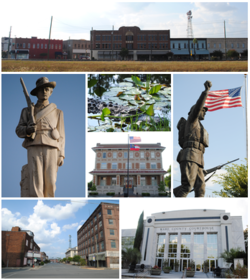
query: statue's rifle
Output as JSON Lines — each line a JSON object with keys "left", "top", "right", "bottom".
{"left": 189, "top": 158, "right": 239, "bottom": 193}
{"left": 20, "top": 77, "right": 36, "bottom": 140}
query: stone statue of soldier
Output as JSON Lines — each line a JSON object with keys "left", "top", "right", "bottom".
{"left": 16, "top": 77, "right": 65, "bottom": 197}
{"left": 174, "top": 81, "right": 212, "bottom": 197}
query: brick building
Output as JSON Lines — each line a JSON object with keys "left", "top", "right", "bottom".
{"left": 63, "top": 39, "right": 90, "bottom": 59}
{"left": 10, "top": 37, "right": 66, "bottom": 59}
{"left": 2, "top": 226, "right": 41, "bottom": 267}
{"left": 77, "top": 202, "right": 119, "bottom": 268}
{"left": 91, "top": 26, "right": 170, "bottom": 60}
{"left": 89, "top": 143, "right": 168, "bottom": 196}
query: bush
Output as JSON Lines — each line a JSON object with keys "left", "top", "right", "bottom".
{"left": 142, "top": 193, "right": 150, "bottom": 196}
{"left": 227, "top": 49, "right": 239, "bottom": 58}
{"left": 89, "top": 192, "right": 98, "bottom": 195}
{"left": 80, "top": 258, "right": 87, "bottom": 266}
{"left": 90, "top": 184, "right": 96, "bottom": 191}
{"left": 40, "top": 261, "right": 44, "bottom": 265}
{"left": 159, "top": 193, "right": 168, "bottom": 196}
{"left": 106, "top": 192, "right": 115, "bottom": 196}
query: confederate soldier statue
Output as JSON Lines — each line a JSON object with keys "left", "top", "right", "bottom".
{"left": 16, "top": 77, "right": 65, "bottom": 197}
{"left": 174, "top": 81, "right": 212, "bottom": 197}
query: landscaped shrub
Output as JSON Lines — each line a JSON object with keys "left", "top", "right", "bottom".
{"left": 89, "top": 192, "right": 98, "bottom": 195}
{"left": 106, "top": 192, "right": 115, "bottom": 196}
{"left": 142, "top": 193, "right": 150, "bottom": 196}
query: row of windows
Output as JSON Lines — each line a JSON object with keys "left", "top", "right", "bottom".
{"left": 74, "top": 44, "right": 90, "bottom": 48}
{"left": 16, "top": 43, "right": 61, "bottom": 49}
{"left": 172, "top": 43, "right": 205, "bottom": 49}
{"left": 208, "top": 43, "right": 245, "bottom": 49}
{"left": 100, "top": 176, "right": 158, "bottom": 186}
{"left": 80, "top": 240, "right": 117, "bottom": 255}
{"left": 95, "top": 34, "right": 169, "bottom": 41}
{"left": 100, "top": 162, "right": 158, "bottom": 169}
{"left": 79, "top": 229, "right": 116, "bottom": 246}
{"left": 101, "top": 151, "right": 157, "bottom": 159}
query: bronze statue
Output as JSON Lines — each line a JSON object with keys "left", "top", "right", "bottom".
{"left": 16, "top": 77, "right": 65, "bottom": 197}
{"left": 174, "top": 81, "right": 212, "bottom": 197}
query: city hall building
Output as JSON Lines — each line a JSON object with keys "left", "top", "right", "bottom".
{"left": 91, "top": 26, "right": 170, "bottom": 61}
{"left": 89, "top": 143, "right": 168, "bottom": 195}
{"left": 140, "top": 209, "right": 245, "bottom": 272}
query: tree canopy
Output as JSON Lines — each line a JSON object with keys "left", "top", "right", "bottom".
{"left": 165, "top": 165, "right": 171, "bottom": 191}
{"left": 220, "top": 247, "right": 247, "bottom": 268}
{"left": 119, "top": 48, "right": 129, "bottom": 60}
{"left": 133, "top": 211, "right": 144, "bottom": 251}
{"left": 212, "top": 159, "right": 248, "bottom": 197}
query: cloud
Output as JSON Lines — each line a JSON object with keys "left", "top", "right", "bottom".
{"left": 62, "top": 222, "right": 79, "bottom": 231}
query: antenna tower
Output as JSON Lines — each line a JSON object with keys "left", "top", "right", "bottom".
{"left": 69, "top": 235, "right": 71, "bottom": 249}
{"left": 187, "top": 11, "right": 194, "bottom": 38}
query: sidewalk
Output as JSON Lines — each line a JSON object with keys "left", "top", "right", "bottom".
{"left": 122, "top": 270, "right": 215, "bottom": 278}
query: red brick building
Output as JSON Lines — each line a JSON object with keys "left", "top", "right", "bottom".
{"left": 2, "top": 226, "right": 40, "bottom": 267}
{"left": 91, "top": 26, "right": 170, "bottom": 60}
{"left": 11, "top": 37, "right": 65, "bottom": 59}
{"left": 77, "top": 202, "right": 119, "bottom": 268}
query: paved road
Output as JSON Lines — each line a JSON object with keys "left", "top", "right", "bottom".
{"left": 2, "top": 263, "right": 119, "bottom": 278}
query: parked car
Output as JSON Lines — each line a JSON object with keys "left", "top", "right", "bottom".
{"left": 79, "top": 56, "right": 90, "bottom": 60}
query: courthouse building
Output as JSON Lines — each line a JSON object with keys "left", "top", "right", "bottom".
{"left": 89, "top": 143, "right": 167, "bottom": 196}
{"left": 140, "top": 209, "right": 245, "bottom": 272}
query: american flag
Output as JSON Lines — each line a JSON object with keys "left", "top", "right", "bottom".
{"left": 129, "top": 136, "right": 141, "bottom": 143}
{"left": 205, "top": 87, "right": 243, "bottom": 112}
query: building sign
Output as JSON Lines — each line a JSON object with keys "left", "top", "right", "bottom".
{"left": 106, "top": 251, "right": 119, "bottom": 257}
{"left": 158, "top": 226, "right": 215, "bottom": 232}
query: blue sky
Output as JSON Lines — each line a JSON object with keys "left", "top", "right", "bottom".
{"left": 2, "top": 199, "right": 119, "bottom": 259}
{"left": 2, "top": 74, "right": 86, "bottom": 197}
{"left": 1, "top": 2, "right": 247, "bottom": 40}
{"left": 173, "top": 74, "right": 248, "bottom": 198}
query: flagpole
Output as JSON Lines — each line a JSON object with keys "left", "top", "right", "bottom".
{"left": 244, "top": 74, "right": 248, "bottom": 160}
{"left": 127, "top": 134, "right": 130, "bottom": 197}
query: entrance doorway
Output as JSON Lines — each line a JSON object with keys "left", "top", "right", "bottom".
{"left": 169, "top": 259, "right": 175, "bottom": 270}
{"left": 155, "top": 258, "right": 163, "bottom": 269}
{"left": 124, "top": 177, "right": 134, "bottom": 196}
{"left": 180, "top": 259, "right": 190, "bottom": 271}
{"left": 209, "top": 259, "right": 218, "bottom": 272}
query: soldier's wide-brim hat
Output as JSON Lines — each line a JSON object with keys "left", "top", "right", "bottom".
{"left": 30, "top": 77, "right": 56, "bottom": 96}
{"left": 188, "top": 105, "right": 208, "bottom": 115}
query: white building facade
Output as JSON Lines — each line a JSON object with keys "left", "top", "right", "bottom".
{"left": 140, "top": 209, "right": 245, "bottom": 273}
{"left": 65, "top": 246, "right": 78, "bottom": 259}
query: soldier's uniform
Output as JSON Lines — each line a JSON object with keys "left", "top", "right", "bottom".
{"left": 16, "top": 78, "right": 65, "bottom": 197}
{"left": 174, "top": 89, "right": 209, "bottom": 197}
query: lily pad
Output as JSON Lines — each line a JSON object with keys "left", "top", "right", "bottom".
{"left": 145, "top": 99, "right": 156, "bottom": 105}
{"left": 119, "top": 95, "right": 136, "bottom": 101}
{"left": 118, "top": 82, "right": 133, "bottom": 87}
{"left": 126, "top": 88, "right": 142, "bottom": 95}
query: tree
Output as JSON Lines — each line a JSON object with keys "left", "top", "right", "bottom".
{"left": 227, "top": 49, "right": 239, "bottom": 58}
{"left": 67, "top": 257, "right": 73, "bottom": 262}
{"left": 193, "top": 38, "right": 198, "bottom": 60}
{"left": 119, "top": 48, "right": 129, "bottom": 60}
{"left": 211, "top": 50, "right": 223, "bottom": 60}
{"left": 212, "top": 159, "right": 248, "bottom": 197}
{"left": 220, "top": 247, "right": 247, "bottom": 269}
{"left": 88, "top": 181, "right": 93, "bottom": 190}
{"left": 244, "top": 226, "right": 248, "bottom": 252}
{"left": 158, "top": 181, "right": 166, "bottom": 193}
{"left": 72, "top": 255, "right": 81, "bottom": 262}
{"left": 122, "top": 247, "right": 141, "bottom": 269}
{"left": 133, "top": 211, "right": 144, "bottom": 251}
{"left": 242, "top": 49, "right": 248, "bottom": 58}
{"left": 165, "top": 165, "right": 171, "bottom": 192}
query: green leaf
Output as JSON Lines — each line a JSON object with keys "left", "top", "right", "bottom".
{"left": 131, "top": 75, "right": 144, "bottom": 86}
{"left": 94, "top": 86, "right": 106, "bottom": 98}
{"left": 101, "top": 108, "right": 111, "bottom": 121}
{"left": 140, "top": 104, "right": 147, "bottom": 112}
{"left": 88, "top": 78, "right": 98, "bottom": 88}
{"left": 145, "top": 104, "right": 154, "bottom": 116}
{"left": 106, "top": 128, "right": 115, "bottom": 132}
{"left": 149, "top": 85, "right": 162, "bottom": 94}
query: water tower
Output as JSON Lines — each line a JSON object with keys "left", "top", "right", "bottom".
{"left": 187, "top": 10, "right": 194, "bottom": 38}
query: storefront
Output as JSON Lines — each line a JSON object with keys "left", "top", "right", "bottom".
{"left": 140, "top": 209, "right": 245, "bottom": 272}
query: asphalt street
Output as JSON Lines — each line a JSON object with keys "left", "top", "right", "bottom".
{"left": 2, "top": 263, "right": 119, "bottom": 278}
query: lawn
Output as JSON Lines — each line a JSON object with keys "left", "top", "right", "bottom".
{"left": 2, "top": 60, "right": 248, "bottom": 72}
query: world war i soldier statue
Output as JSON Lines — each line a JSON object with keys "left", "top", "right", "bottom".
{"left": 174, "top": 80, "right": 212, "bottom": 197}
{"left": 16, "top": 77, "right": 65, "bottom": 197}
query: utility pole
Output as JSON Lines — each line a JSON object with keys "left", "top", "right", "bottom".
{"left": 90, "top": 27, "right": 93, "bottom": 60}
{"left": 224, "top": 20, "right": 227, "bottom": 60}
{"left": 47, "top": 16, "right": 53, "bottom": 60}
{"left": 244, "top": 74, "right": 248, "bottom": 160}
{"left": 8, "top": 26, "right": 12, "bottom": 58}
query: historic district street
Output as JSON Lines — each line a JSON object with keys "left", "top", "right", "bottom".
{"left": 2, "top": 263, "right": 119, "bottom": 278}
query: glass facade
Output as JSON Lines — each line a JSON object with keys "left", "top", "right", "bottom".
{"left": 168, "top": 234, "right": 178, "bottom": 258}
{"left": 155, "top": 234, "right": 165, "bottom": 268}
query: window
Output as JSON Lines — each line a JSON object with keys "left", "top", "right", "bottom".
{"left": 45, "top": 44, "right": 47, "bottom": 49}
{"left": 95, "top": 233, "right": 98, "bottom": 241}
{"left": 99, "top": 221, "right": 102, "bottom": 227}
{"left": 214, "top": 43, "right": 216, "bottom": 48}
{"left": 141, "top": 177, "right": 146, "bottom": 186}
{"left": 151, "top": 163, "right": 156, "bottom": 169}
{"left": 108, "top": 219, "right": 113, "bottom": 225}
{"left": 151, "top": 176, "right": 157, "bottom": 186}
{"left": 92, "top": 236, "right": 94, "bottom": 241}
{"left": 101, "top": 163, "right": 107, "bottom": 169}
{"left": 100, "top": 176, "right": 106, "bottom": 186}
{"left": 23, "top": 43, "right": 26, "bottom": 48}
{"left": 96, "top": 44, "right": 100, "bottom": 49}
{"left": 33, "top": 44, "right": 35, "bottom": 49}
{"left": 181, "top": 233, "right": 191, "bottom": 258}
{"left": 124, "top": 152, "right": 128, "bottom": 159}
{"left": 242, "top": 43, "right": 245, "bottom": 48}
{"left": 113, "top": 152, "right": 117, "bottom": 158}
{"left": 237, "top": 43, "right": 239, "bottom": 48}
{"left": 94, "top": 216, "right": 97, "bottom": 222}
{"left": 140, "top": 152, "right": 144, "bottom": 159}
{"left": 91, "top": 228, "right": 94, "bottom": 234}
{"left": 156, "top": 234, "right": 165, "bottom": 258}
{"left": 168, "top": 234, "right": 177, "bottom": 257}
{"left": 95, "top": 225, "right": 97, "bottom": 231}
{"left": 100, "top": 231, "right": 103, "bottom": 238}
{"left": 28, "top": 43, "right": 30, "bottom": 48}
{"left": 207, "top": 233, "right": 218, "bottom": 259}
{"left": 231, "top": 43, "right": 234, "bottom": 48}
{"left": 107, "top": 209, "right": 112, "bottom": 215}
{"left": 101, "top": 241, "right": 105, "bottom": 250}
{"left": 151, "top": 152, "right": 155, "bottom": 158}
{"left": 103, "top": 152, "right": 106, "bottom": 158}
{"left": 37, "top": 44, "right": 39, "bottom": 49}
{"left": 208, "top": 43, "right": 210, "bottom": 48}
{"left": 126, "top": 35, "right": 133, "bottom": 41}
{"left": 41, "top": 44, "right": 43, "bottom": 49}
{"left": 125, "top": 162, "right": 132, "bottom": 169}
{"left": 111, "top": 240, "right": 116, "bottom": 248}
{"left": 178, "top": 43, "right": 181, "bottom": 49}
{"left": 110, "top": 229, "right": 115, "bottom": 235}
{"left": 219, "top": 43, "right": 221, "bottom": 48}
{"left": 96, "top": 35, "right": 101, "bottom": 41}
{"left": 98, "top": 211, "right": 101, "bottom": 218}
{"left": 140, "top": 163, "right": 146, "bottom": 169}
{"left": 97, "top": 244, "right": 99, "bottom": 252}
{"left": 111, "top": 177, "right": 116, "bottom": 186}
{"left": 130, "top": 152, "right": 133, "bottom": 158}
{"left": 172, "top": 43, "right": 175, "bottom": 49}
{"left": 112, "top": 163, "right": 117, "bottom": 169}
{"left": 26, "top": 240, "right": 28, "bottom": 246}
{"left": 91, "top": 220, "right": 93, "bottom": 225}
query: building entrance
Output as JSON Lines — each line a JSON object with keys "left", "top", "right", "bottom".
{"left": 180, "top": 259, "right": 190, "bottom": 271}
{"left": 155, "top": 258, "right": 164, "bottom": 269}
{"left": 169, "top": 259, "right": 175, "bottom": 270}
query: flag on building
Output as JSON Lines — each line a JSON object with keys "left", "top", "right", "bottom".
{"left": 205, "top": 87, "right": 243, "bottom": 112}
{"left": 130, "top": 144, "right": 140, "bottom": 151}
{"left": 129, "top": 136, "right": 141, "bottom": 143}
